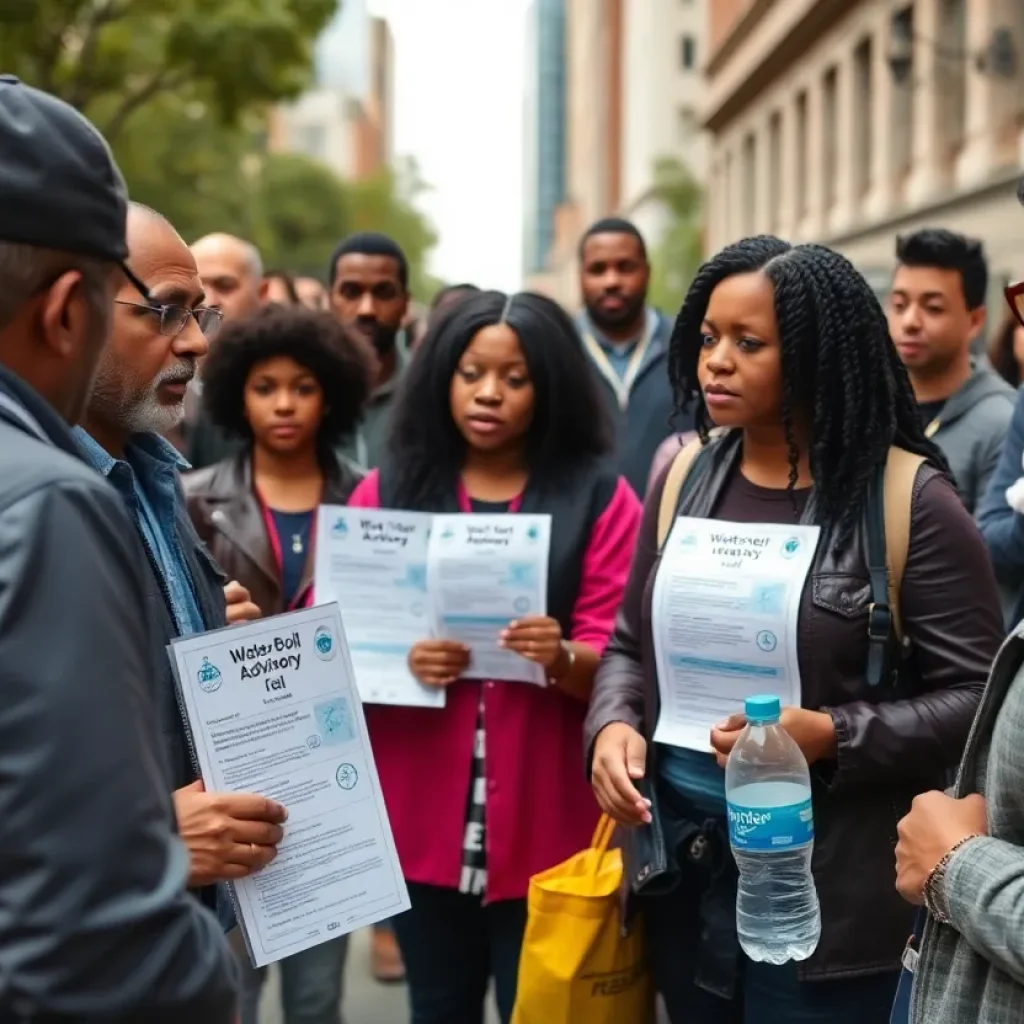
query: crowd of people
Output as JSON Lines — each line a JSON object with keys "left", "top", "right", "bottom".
{"left": 6, "top": 73, "right": 1024, "bottom": 1024}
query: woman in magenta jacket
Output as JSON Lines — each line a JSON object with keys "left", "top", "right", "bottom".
{"left": 347, "top": 290, "right": 641, "bottom": 1024}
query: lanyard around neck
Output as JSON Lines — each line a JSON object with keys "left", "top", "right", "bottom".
{"left": 581, "top": 316, "right": 655, "bottom": 410}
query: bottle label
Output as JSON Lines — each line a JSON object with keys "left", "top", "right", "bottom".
{"left": 727, "top": 797, "right": 814, "bottom": 851}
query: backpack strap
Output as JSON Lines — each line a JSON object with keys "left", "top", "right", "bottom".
{"left": 657, "top": 437, "right": 705, "bottom": 548}
{"left": 864, "top": 446, "right": 925, "bottom": 686}
{"left": 883, "top": 447, "right": 925, "bottom": 643}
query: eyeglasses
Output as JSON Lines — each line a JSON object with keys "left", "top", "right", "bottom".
{"left": 1005, "top": 281, "right": 1024, "bottom": 329}
{"left": 115, "top": 300, "right": 224, "bottom": 339}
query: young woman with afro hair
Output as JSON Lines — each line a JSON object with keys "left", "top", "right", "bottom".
{"left": 184, "top": 304, "right": 373, "bottom": 1022}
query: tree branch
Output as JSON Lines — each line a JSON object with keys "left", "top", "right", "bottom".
{"left": 65, "top": 0, "right": 127, "bottom": 109}
{"left": 32, "top": 16, "right": 78, "bottom": 94}
{"left": 98, "top": 66, "right": 189, "bottom": 141}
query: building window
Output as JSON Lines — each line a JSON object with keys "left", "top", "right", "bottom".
{"left": 853, "top": 37, "right": 873, "bottom": 199}
{"left": 678, "top": 106, "right": 698, "bottom": 146}
{"left": 742, "top": 133, "right": 756, "bottom": 234}
{"left": 768, "top": 112, "right": 782, "bottom": 233}
{"left": 822, "top": 66, "right": 838, "bottom": 211}
{"left": 795, "top": 90, "right": 808, "bottom": 219}
{"left": 891, "top": 5, "right": 913, "bottom": 187}
{"left": 938, "top": 0, "right": 967, "bottom": 161}
{"left": 680, "top": 35, "right": 696, "bottom": 69}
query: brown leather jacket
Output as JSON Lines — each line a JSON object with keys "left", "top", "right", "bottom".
{"left": 585, "top": 431, "right": 1004, "bottom": 980}
{"left": 183, "top": 450, "right": 361, "bottom": 618}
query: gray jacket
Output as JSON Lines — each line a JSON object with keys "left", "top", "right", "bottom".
{"left": 913, "top": 623, "right": 1024, "bottom": 1023}
{"left": 931, "top": 363, "right": 1015, "bottom": 514}
{"left": 0, "top": 368, "right": 236, "bottom": 1022}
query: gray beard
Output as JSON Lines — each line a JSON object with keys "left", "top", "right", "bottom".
{"left": 90, "top": 364, "right": 191, "bottom": 437}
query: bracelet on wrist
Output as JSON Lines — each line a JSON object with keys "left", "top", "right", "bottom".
{"left": 548, "top": 640, "right": 575, "bottom": 686}
{"left": 923, "top": 833, "right": 983, "bottom": 925}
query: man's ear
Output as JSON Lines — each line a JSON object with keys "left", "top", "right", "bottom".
{"left": 258, "top": 278, "right": 270, "bottom": 305}
{"left": 40, "top": 269, "right": 91, "bottom": 360}
{"left": 967, "top": 304, "right": 987, "bottom": 345}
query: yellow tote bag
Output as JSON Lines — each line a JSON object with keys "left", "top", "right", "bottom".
{"left": 511, "top": 815, "right": 655, "bottom": 1024}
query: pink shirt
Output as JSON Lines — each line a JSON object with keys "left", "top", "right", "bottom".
{"left": 347, "top": 470, "right": 642, "bottom": 901}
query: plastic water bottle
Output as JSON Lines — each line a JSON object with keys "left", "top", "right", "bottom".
{"left": 725, "top": 694, "right": 821, "bottom": 964}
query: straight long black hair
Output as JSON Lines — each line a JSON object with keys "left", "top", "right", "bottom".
{"left": 667, "top": 236, "right": 949, "bottom": 549}
{"left": 386, "top": 290, "right": 613, "bottom": 508}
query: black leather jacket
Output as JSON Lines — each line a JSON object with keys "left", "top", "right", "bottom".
{"left": 585, "top": 431, "right": 1004, "bottom": 979}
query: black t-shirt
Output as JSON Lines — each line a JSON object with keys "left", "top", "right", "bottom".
{"left": 917, "top": 398, "right": 946, "bottom": 434}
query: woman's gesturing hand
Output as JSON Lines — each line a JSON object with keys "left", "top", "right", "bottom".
{"left": 408, "top": 639, "right": 471, "bottom": 687}
{"left": 591, "top": 722, "right": 653, "bottom": 826}
{"left": 499, "top": 615, "right": 563, "bottom": 669}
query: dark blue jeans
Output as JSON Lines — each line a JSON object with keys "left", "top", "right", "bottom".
{"left": 392, "top": 883, "right": 527, "bottom": 1024}
{"left": 643, "top": 838, "right": 900, "bottom": 1023}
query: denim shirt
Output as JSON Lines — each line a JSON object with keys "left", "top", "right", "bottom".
{"left": 73, "top": 428, "right": 205, "bottom": 637}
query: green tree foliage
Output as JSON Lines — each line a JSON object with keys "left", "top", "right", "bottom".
{"left": 346, "top": 158, "right": 441, "bottom": 298}
{"left": 0, "top": 0, "right": 337, "bottom": 141}
{"left": 253, "top": 151, "right": 351, "bottom": 278}
{"left": 646, "top": 157, "right": 704, "bottom": 315}
{"left": 0, "top": 0, "right": 441, "bottom": 297}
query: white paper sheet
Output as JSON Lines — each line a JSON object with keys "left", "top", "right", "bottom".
{"left": 169, "top": 604, "right": 409, "bottom": 967}
{"left": 652, "top": 518, "right": 820, "bottom": 751}
{"left": 313, "top": 506, "right": 441, "bottom": 708}
{"left": 427, "top": 513, "right": 552, "bottom": 686}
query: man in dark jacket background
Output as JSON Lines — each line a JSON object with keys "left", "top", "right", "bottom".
{"left": 0, "top": 76, "right": 237, "bottom": 1021}
{"left": 575, "top": 217, "right": 690, "bottom": 498}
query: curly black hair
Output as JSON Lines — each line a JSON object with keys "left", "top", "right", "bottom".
{"left": 200, "top": 304, "right": 372, "bottom": 447}
{"left": 668, "top": 235, "right": 949, "bottom": 550}
{"left": 387, "top": 290, "right": 613, "bottom": 508}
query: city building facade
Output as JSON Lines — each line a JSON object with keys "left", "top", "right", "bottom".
{"left": 620, "top": 0, "right": 707, "bottom": 245}
{"left": 704, "top": 0, "right": 1024, "bottom": 305}
{"left": 268, "top": 0, "right": 394, "bottom": 182}
{"left": 523, "top": 0, "right": 568, "bottom": 278}
{"left": 524, "top": 0, "right": 709, "bottom": 310}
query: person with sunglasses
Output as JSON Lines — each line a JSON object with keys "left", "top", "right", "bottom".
{"left": 73, "top": 201, "right": 287, "bottom": 940}
{"left": 977, "top": 256, "right": 1024, "bottom": 630}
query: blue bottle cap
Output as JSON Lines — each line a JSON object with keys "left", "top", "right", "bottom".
{"left": 745, "top": 694, "right": 781, "bottom": 722}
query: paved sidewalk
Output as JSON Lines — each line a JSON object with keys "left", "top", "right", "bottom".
{"left": 259, "top": 927, "right": 500, "bottom": 1023}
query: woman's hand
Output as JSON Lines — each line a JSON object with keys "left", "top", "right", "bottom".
{"left": 710, "top": 707, "right": 837, "bottom": 768}
{"left": 895, "top": 792, "right": 987, "bottom": 905}
{"left": 591, "top": 722, "right": 652, "bottom": 826}
{"left": 408, "top": 640, "right": 470, "bottom": 687}
{"left": 499, "top": 615, "right": 564, "bottom": 671}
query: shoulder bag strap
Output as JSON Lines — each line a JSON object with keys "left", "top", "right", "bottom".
{"left": 657, "top": 437, "right": 704, "bottom": 548}
{"left": 864, "top": 447, "right": 925, "bottom": 686}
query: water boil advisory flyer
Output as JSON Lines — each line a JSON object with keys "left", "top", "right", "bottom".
{"left": 169, "top": 603, "right": 409, "bottom": 968}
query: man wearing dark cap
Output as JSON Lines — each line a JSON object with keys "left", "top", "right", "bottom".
{"left": 0, "top": 76, "right": 237, "bottom": 1021}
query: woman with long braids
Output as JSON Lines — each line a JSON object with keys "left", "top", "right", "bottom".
{"left": 586, "top": 237, "right": 1003, "bottom": 1022}
{"left": 347, "top": 290, "right": 642, "bottom": 1023}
